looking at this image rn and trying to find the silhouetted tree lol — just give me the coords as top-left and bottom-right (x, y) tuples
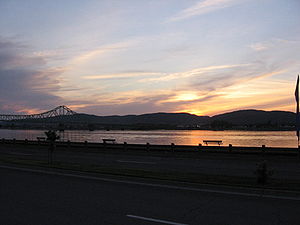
(45, 130), (59, 165)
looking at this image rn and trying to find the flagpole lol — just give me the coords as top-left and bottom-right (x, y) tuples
(295, 75), (300, 151)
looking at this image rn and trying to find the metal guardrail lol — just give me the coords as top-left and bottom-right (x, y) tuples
(0, 138), (298, 155)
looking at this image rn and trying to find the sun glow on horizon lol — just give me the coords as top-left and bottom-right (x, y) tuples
(174, 93), (199, 101)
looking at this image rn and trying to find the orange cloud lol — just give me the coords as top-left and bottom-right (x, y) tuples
(83, 72), (164, 80)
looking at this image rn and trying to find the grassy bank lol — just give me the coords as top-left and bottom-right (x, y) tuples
(1, 154), (300, 192)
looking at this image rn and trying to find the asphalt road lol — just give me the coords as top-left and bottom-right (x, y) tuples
(1, 166), (300, 225)
(1, 145), (300, 179)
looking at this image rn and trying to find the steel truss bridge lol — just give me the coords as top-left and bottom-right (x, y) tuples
(0, 105), (76, 121)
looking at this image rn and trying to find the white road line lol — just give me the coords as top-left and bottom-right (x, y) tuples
(117, 160), (156, 164)
(127, 215), (188, 225)
(1, 164), (300, 201)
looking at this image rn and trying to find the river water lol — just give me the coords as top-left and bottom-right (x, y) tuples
(0, 129), (297, 148)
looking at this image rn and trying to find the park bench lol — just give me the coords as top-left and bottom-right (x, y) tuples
(102, 138), (116, 144)
(203, 140), (222, 146)
(36, 137), (46, 141)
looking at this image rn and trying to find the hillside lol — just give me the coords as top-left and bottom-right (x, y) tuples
(211, 110), (295, 126)
(21, 112), (209, 126)
(4, 109), (296, 130)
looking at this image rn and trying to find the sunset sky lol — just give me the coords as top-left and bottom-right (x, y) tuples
(0, 0), (299, 116)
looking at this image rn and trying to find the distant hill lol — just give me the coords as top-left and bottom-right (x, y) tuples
(6, 109), (296, 130)
(24, 112), (209, 126)
(212, 110), (295, 125)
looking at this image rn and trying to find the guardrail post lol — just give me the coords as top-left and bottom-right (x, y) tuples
(13, 138), (16, 145)
(261, 145), (266, 156)
(67, 140), (71, 148)
(171, 143), (175, 152)
(229, 144), (232, 152)
(146, 142), (150, 151)
(24, 139), (28, 145)
(124, 142), (127, 151)
(198, 143), (202, 151)
(84, 141), (88, 149)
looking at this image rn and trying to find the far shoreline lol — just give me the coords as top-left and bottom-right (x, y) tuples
(0, 127), (296, 132)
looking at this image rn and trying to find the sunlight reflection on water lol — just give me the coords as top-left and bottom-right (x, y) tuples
(0, 129), (297, 148)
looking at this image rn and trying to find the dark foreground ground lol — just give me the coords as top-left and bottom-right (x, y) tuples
(0, 144), (300, 191)
(1, 166), (300, 225)
(0, 142), (300, 190)
(1, 142), (300, 224)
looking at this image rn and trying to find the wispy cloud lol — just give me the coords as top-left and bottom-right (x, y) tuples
(167, 0), (241, 22)
(140, 64), (250, 83)
(83, 71), (165, 80)
(189, 64), (286, 95)
(249, 42), (269, 51)
(72, 91), (176, 115)
(69, 40), (137, 66)
(249, 38), (300, 52)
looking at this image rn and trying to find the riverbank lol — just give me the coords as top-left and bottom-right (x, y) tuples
(0, 126), (295, 131)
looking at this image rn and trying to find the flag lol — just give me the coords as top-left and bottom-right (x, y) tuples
(295, 75), (300, 143)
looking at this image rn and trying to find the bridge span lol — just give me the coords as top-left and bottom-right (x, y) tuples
(0, 105), (76, 121)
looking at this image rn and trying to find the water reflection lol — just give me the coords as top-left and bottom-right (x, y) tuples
(0, 129), (297, 148)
